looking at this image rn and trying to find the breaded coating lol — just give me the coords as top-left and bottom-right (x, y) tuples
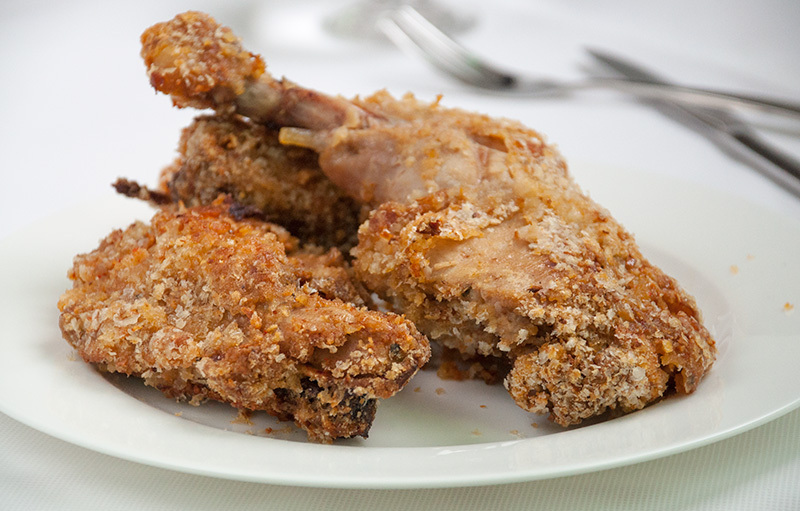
(139, 11), (717, 426)
(159, 115), (362, 250)
(58, 203), (429, 442)
(141, 11), (265, 112)
(354, 193), (715, 425)
(141, 11), (356, 129)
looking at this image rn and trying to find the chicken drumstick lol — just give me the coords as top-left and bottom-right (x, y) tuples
(141, 11), (716, 426)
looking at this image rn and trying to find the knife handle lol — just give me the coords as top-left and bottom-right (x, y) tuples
(722, 131), (800, 198)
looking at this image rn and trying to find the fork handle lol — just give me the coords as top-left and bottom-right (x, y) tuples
(549, 78), (800, 120)
(726, 130), (800, 197)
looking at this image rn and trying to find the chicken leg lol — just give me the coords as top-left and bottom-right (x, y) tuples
(141, 11), (716, 426)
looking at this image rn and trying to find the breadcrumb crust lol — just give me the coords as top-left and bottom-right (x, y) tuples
(58, 203), (429, 442)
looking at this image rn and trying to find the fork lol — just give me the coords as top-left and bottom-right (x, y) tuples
(378, 5), (800, 119)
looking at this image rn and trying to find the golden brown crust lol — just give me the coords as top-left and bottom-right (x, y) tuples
(354, 189), (716, 426)
(58, 203), (429, 442)
(142, 11), (361, 129)
(141, 11), (264, 111)
(160, 115), (363, 251)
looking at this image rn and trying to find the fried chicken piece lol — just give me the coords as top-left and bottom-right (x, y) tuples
(355, 193), (716, 424)
(140, 11), (716, 426)
(158, 115), (362, 250)
(58, 202), (429, 442)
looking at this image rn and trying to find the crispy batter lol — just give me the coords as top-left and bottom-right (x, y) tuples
(159, 114), (362, 250)
(141, 11), (264, 111)
(58, 203), (429, 442)
(140, 11), (717, 426)
(354, 192), (714, 424)
(141, 12), (363, 129)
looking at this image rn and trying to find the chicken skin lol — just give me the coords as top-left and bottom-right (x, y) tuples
(58, 202), (429, 442)
(140, 11), (716, 426)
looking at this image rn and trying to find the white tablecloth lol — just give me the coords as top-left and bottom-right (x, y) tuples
(2, 1), (798, 509)
(2, 409), (797, 510)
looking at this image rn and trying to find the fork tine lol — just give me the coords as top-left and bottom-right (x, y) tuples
(379, 7), (474, 81)
(379, 6), (515, 89)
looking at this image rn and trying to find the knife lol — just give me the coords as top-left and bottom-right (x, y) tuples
(587, 49), (800, 198)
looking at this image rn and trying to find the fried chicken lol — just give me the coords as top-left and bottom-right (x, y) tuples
(159, 115), (363, 250)
(140, 11), (716, 426)
(58, 201), (429, 442)
(115, 114), (362, 251)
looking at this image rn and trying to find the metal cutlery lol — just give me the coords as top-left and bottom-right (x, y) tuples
(588, 50), (800, 197)
(378, 5), (800, 120)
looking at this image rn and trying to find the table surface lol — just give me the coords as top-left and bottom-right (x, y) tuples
(2, 1), (799, 509)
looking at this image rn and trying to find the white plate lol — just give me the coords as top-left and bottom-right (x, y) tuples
(1, 167), (799, 489)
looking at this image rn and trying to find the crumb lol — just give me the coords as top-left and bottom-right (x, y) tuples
(264, 425), (295, 436)
(232, 410), (254, 426)
(471, 429), (482, 436)
(730, 265), (739, 275)
(413, 386), (421, 393)
(531, 422), (539, 429)
(435, 387), (446, 395)
(784, 302), (795, 314)
(479, 404), (487, 408)
(746, 254), (755, 261)
(509, 429), (522, 438)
